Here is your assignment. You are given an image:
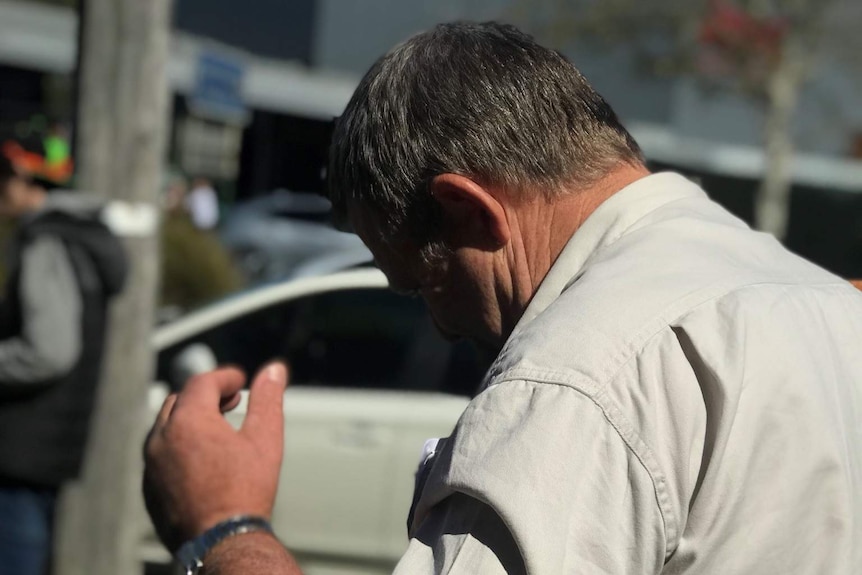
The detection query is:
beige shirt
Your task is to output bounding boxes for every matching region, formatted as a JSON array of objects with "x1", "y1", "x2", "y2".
[{"x1": 394, "y1": 173, "x2": 862, "y2": 574}]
